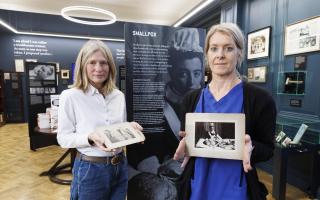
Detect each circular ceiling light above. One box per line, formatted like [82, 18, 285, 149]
[61, 6, 117, 25]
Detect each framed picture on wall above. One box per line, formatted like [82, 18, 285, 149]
[15, 59, 24, 72]
[247, 26, 271, 60]
[28, 64, 56, 81]
[61, 69, 70, 79]
[284, 16, 320, 55]
[185, 113, 245, 160]
[294, 55, 307, 70]
[247, 65, 267, 83]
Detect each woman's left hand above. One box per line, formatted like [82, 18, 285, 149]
[243, 134, 254, 173]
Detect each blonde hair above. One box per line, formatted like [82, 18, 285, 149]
[204, 23, 245, 68]
[72, 40, 117, 94]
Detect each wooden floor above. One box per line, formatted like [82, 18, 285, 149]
[0, 123, 312, 200]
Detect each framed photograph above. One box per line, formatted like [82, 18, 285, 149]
[247, 65, 267, 83]
[95, 122, 145, 149]
[15, 59, 24, 72]
[4, 73, 10, 80]
[247, 26, 271, 60]
[294, 55, 307, 70]
[185, 113, 245, 160]
[285, 16, 320, 55]
[28, 63, 56, 81]
[61, 69, 70, 79]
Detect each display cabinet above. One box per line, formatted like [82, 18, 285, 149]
[276, 111, 320, 144]
[272, 111, 320, 200]
[277, 71, 306, 95]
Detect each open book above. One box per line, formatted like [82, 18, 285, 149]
[95, 122, 145, 149]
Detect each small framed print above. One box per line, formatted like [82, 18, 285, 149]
[61, 69, 70, 79]
[15, 59, 24, 72]
[247, 26, 271, 60]
[247, 65, 267, 83]
[4, 73, 10, 80]
[294, 55, 307, 70]
[185, 113, 245, 160]
[95, 122, 145, 149]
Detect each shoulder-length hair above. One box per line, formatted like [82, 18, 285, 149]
[204, 23, 245, 68]
[72, 40, 116, 94]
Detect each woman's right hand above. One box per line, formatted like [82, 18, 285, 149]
[88, 132, 115, 152]
[173, 131, 190, 168]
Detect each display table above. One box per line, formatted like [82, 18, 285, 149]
[34, 127, 75, 185]
[272, 112, 320, 200]
[272, 143, 320, 200]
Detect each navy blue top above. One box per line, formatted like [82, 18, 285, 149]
[190, 82, 248, 200]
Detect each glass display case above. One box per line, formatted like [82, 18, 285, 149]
[273, 111, 320, 200]
[276, 111, 320, 144]
[277, 71, 306, 95]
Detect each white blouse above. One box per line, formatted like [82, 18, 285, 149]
[57, 85, 126, 157]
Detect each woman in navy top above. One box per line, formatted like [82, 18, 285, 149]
[174, 23, 276, 200]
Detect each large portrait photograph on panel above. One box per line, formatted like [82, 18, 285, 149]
[28, 63, 56, 80]
[285, 16, 320, 55]
[185, 113, 245, 160]
[247, 26, 271, 60]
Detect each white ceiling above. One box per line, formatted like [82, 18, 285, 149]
[0, 0, 205, 26]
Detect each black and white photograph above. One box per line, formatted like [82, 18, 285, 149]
[247, 27, 271, 60]
[95, 122, 145, 149]
[194, 122, 235, 150]
[104, 128, 136, 143]
[28, 64, 56, 80]
[185, 113, 245, 160]
[285, 16, 320, 55]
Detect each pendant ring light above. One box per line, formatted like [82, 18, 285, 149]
[61, 6, 117, 25]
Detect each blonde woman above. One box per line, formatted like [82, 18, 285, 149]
[57, 40, 142, 200]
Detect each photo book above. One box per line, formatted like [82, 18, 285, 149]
[95, 122, 145, 149]
[185, 113, 245, 160]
